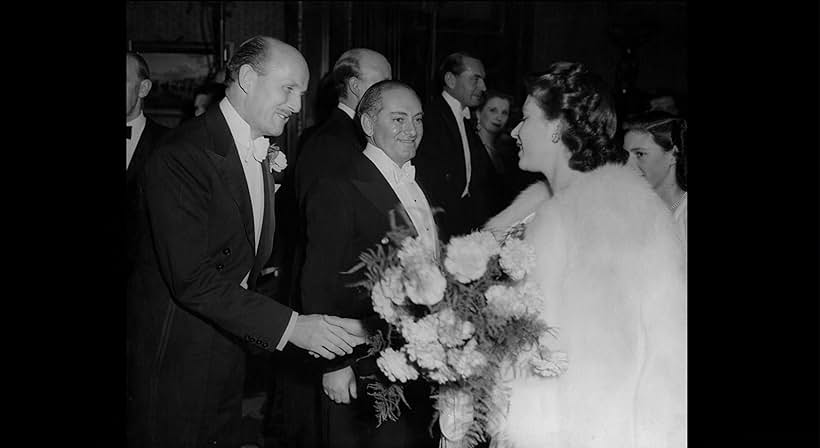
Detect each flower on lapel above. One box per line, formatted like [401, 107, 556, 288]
[266, 143, 288, 173]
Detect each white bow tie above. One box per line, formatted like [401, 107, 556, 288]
[461, 107, 471, 120]
[249, 137, 270, 163]
[396, 163, 415, 185]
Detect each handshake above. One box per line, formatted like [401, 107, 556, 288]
[289, 314, 368, 360]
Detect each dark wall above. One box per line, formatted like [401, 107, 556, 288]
[126, 1, 687, 132]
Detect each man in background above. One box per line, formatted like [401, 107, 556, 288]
[413, 52, 494, 240]
[264, 47, 393, 447]
[126, 51, 168, 279]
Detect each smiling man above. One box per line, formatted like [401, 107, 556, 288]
[126, 36, 369, 448]
[413, 52, 495, 240]
[300, 80, 438, 447]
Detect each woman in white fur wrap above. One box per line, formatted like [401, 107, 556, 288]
[476, 62, 687, 448]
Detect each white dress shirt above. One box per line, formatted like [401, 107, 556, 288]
[442, 91, 472, 198]
[363, 143, 438, 250]
[337, 102, 356, 120]
[126, 112, 147, 170]
[219, 97, 297, 350]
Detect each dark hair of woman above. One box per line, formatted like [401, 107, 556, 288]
[525, 62, 627, 172]
[622, 110, 687, 191]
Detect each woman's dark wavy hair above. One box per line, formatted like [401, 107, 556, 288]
[525, 62, 626, 172]
[623, 110, 687, 191]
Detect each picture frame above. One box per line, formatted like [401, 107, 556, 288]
[128, 41, 222, 128]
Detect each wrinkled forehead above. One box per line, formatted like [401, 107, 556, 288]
[265, 47, 309, 87]
[460, 57, 485, 77]
[380, 87, 422, 114]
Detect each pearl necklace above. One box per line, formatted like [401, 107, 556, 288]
[671, 191, 687, 211]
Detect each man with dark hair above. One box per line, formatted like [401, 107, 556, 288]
[126, 36, 367, 448]
[301, 79, 438, 447]
[413, 51, 495, 240]
[126, 52, 168, 278]
[264, 47, 393, 447]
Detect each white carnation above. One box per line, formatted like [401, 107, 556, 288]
[397, 236, 434, 269]
[435, 308, 475, 348]
[485, 284, 527, 319]
[516, 281, 545, 316]
[447, 338, 487, 379]
[372, 282, 398, 323]
[405, 338, 448, 372]
[381, 267, 406, 305]
[499, 238, 536, 280]
[404, 264, 446, 306]
[377, 348, 419, 383]
[444, 232, 498, 283]
[399, 315, 439, 345]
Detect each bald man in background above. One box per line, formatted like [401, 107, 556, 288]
[264, 47, 393, 448]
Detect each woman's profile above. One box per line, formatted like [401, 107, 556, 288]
[480, 62, 687, 448]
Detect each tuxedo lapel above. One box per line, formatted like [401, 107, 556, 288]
[435, 96, 464, 163]
[350, 154, 418, 237]
[127, 119, 158, 186]
[204, 108, 256, 250]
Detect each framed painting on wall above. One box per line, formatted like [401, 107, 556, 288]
[128, 41, 221, 128]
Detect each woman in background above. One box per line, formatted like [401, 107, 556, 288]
[622, 111, 687, 265]
[475, 90, 543, 214]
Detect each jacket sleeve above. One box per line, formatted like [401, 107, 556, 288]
[142, 142, 294, 353]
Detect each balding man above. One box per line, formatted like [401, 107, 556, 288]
[126, 36, 367, 448]
[126, 52, 168, 278]
[266, 47, 394, 448]
[300, 80, 439, 447]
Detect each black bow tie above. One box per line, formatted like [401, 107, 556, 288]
[126, 125, 132, 139]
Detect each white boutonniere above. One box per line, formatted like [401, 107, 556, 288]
[266, 144, 288, 173]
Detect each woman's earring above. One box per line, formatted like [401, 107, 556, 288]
[551, 132, 559, 143]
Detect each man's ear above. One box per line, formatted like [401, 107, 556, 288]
[238, 64, 257, 94]
[360, 113, 374, 138]
[348, 76, 361, 99]
[138, 79, 152, 99]
[444, 72, 456, 90]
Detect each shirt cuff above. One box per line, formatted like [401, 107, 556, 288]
[276, 311, 299, 351]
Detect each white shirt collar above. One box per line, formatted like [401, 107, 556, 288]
[126, 112, 146, 140]
[219, 97, 267, 163]
[337, 102, 356, 120]
[363, 142, 411, 185]
[442, 90, 470, 120]
[126, 111, 146, 128]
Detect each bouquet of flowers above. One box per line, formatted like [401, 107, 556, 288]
[350, 216, 565, 447]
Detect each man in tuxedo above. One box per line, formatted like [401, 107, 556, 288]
[301, 80, 438, 447]
[413, 52, 495, 240]
[264, 48, 393, 447]
[126, 52, 168, 278]
[126, 36, 367, 448]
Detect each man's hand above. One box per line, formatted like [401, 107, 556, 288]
[323, 366, 357, 404]
[323, 315, 369, 338]
[288, 314, 367, 359]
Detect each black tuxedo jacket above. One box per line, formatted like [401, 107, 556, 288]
[274, 107, 366, 309]
[299, 151, 438, 447]
[125, 117, 167, 277]
[413, 93, 495, 240]
[300, 151, 416, 371]
[127, 106, 292, 447]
